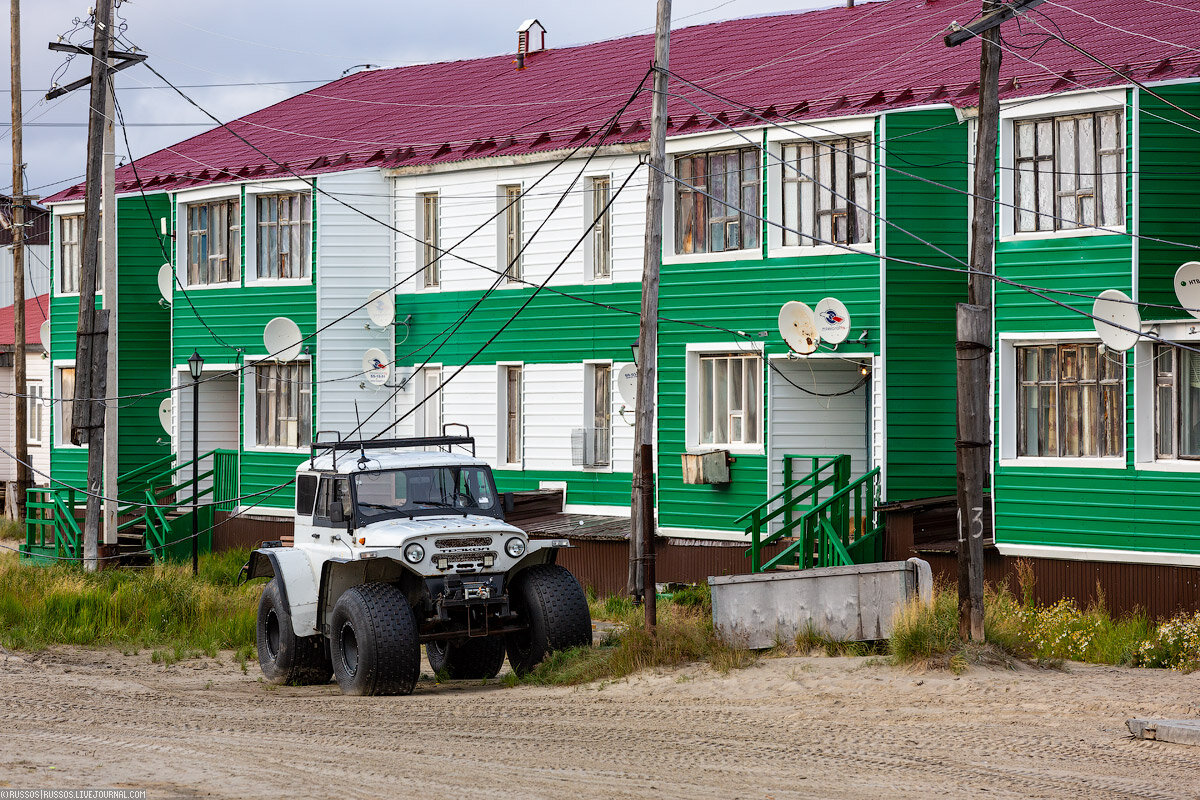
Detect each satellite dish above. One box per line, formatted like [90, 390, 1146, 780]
[814, 297, 851, 345]
[263, 317, 304, 361]
[617, 362, 637, 406]
[158, 398, 172, 435]
[157, 263, 173, 303]
[1176, 262, 1200, 320]
[1092, 289, 1141, 352]
[366, 290, 395, 327]
[778, 301, 818, 355]
[38, 320, 49, 348]
[362, 347, 390, 386]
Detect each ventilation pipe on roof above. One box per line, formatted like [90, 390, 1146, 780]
[516, 19, 546, 70]
[846, 0, 854, 6]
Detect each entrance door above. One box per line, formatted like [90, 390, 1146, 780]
[768, 357, 871, 522]
[177, 372, 240, 492]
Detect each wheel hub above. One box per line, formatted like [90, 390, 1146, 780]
[340, 622, 359, 676]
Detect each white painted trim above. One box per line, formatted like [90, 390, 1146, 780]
[173, 184, 242, 203]
[663, 248, 760, 266]
[244, 178, 311, 195]
[235, 504, 292, 518]
[995, 542, 1200, 568]
[998, 330, 1101, 343]
[769, 243, 876, 259]
[877, 112, 887, 499]
[1137, 460, 1200, 474]
[51, 359, 84, 449]
[998, 456, 1125, 469]
[998, 89, 1126, 120]
[658, 526, 748, 543]
[664, 128, 765, 155]
[51, 201, 85, 215]
[1131, 87, 1140, 303]
[683, 343, 767, 455]
[562, 503, 631, 517]
[763, 114, 875, 143]
[998, 226, 1126, 244]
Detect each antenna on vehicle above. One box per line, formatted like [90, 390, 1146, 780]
[354, 402, 370, 470]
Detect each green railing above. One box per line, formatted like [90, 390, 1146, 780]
[22, 449, 238, 563]
[741, 456, 885, 573]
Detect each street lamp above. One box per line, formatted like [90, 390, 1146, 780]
[188, 350, 204, 576]
[630, 340, 639, 366]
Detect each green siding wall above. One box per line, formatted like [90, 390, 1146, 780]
[882, 109, 970, 500]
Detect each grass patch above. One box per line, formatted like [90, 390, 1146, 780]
[889, 569, 1200, 672]
[0, 548, 260, 658]
[0, 518, 23, 541]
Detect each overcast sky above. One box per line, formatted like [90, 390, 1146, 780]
[2, 0, 841, 198]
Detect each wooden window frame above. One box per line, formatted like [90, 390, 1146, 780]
[503, 365, 523, 465]
[58, 214, 83, 294]
[254, 360, 312, 450]
[500, 185, 523, 284]
[673, 147, 760, 255]
[697, 352, 762, 447]
[26, 380, 44, 447]
[1016, 343, 1123, 458]
[781, 136, 872, 246]
[419, 366, 442, 438]
[1153, 343, 1200, 461]
[255, 192, 311, 280]
[1013, 110, 1124, 233]
[589, 177, 612, 280]
[588, 363, 612, 467]
[419, 192, 440, 288]
[186, 198, 241, 286]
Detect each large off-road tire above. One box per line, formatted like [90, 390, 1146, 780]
[506, 564, 593, 676]
[329, 582, 420, 696]
[426, 636, 507, 679]
[257, 578, 331, 685]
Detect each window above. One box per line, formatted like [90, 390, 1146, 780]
[418, 366, 442, 438]
[296, 474, 317, 515]
[57, 366, 76, 445]
[254, 361, 311, 449]
[782, 137, 872, 246]
[186, 198, 240, 285]
[574, 364, 611, 467]
[58, 214, 82, 294]
[588, 177, 612, 279]
[500, 185, 523, 283]
[502, 365, 522, 464]
[419, 192, 440, 288]
[1013, 110, 1123, 233]
[314, 475, 350, 527]
[27, 381, 44, 446]
[1153, 344, 1200, 460]
[255, 193, 311, 279]
[1016, 343, 1123, 458]
[674, 147, 759, 255]
[698, 353, 762, 446]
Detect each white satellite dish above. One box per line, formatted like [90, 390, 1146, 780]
[617, 362, 638, 406]
[38, 320, 49, 348]
[814, 297, 851, 345]
[362, 347, 390, 386]
[1175, 261, 1200, 320]
[157, 263, 173, 304]
[366, 289, 395, 327]
[158, 397, 172, 435]
[263, 317, 304, 361]
[1092, 289, 1141, 352]
[778, 301, 819, 355]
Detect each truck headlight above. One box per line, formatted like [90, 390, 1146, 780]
[404, 543, 425, 564]
[505, 537, 526, 558]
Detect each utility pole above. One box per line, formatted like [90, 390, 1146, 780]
[74, 0, 115, 571]
[945, 0, 1044, 639]
[10, 0, 31, 525]
[102, 60, 118, 553]
[629, 0, 670, 629]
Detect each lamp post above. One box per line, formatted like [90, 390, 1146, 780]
[187, 350, 204, 576]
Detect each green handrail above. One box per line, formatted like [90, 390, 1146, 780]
[742, 455, 850, 572]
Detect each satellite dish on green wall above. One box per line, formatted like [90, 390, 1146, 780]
[1092, 289, 1140, 352]
[1175, 262, 1200, 320]
[778, 301, 818, 355]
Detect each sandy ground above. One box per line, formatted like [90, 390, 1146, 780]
[1, 645, 1198, 800]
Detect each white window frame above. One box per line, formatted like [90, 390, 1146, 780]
[244, 356, 312, 453]
[998, 90, 1127, 241]
[664, 130, 764, 265]
[997, 332, 1126, 468]
[52, 360, 83, 449]
[416, 365, 443, 438]
[175, 185, 242, 290]
[684, 342, 765, 455]
[26, 379, 45, 447]
[245, 180, 313, 286]
[416, 191, 441, 291]
[1133, 324, 1200, 473]
[51, 202, 107, 297]
[497, 184, 523, 286]
[498, 362, 524, 467]
[581, 360, 614, 471]
[583, 175, 613, 282]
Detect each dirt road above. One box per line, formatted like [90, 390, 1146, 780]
[1, 646, 1198, 800]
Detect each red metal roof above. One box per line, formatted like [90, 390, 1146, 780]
[46, 0, 1200, 202]
[0, 294, 50, 348]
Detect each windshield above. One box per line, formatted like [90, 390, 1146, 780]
[352, 466, 501, 523]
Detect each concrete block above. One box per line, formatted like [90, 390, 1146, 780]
[708, 559, 932, 649]
[1127, 719, 1200, 747]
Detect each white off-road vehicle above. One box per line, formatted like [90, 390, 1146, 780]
[241, 432, 592, 695]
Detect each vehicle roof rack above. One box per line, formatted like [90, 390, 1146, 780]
[309, 432, 476, 468]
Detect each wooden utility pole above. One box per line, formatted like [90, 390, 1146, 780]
[628, 0, 670, 627]
[10, 0, 31, 525]
[102, 61, 118, 551]
[74, 0, 115, 571]
[945, 0, 1046, 639]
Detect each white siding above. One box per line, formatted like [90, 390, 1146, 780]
[437, 365, 498, 461]
[392, 154, 647, 294]
[175, 370, 239, 488]
[0, 354, 51, 484]
[0, 244, 51, 308]
[316, 169, 395, 440]
[524, 363, 582, 471]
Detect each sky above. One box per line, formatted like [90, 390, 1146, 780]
[1, 0, 842, 199]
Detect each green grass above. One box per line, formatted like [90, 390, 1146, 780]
[0, 518, 23, 542]
[0, 548, 260, 658]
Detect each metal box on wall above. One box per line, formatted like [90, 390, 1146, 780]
[681, 450, 730, 485]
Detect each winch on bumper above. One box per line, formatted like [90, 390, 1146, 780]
[426, 573, 509, 619]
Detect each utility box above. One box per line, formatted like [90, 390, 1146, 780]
[681, 450, 730, 485]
